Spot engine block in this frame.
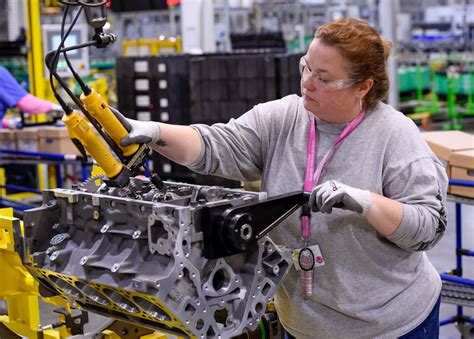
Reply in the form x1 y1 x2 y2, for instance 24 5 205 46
23 178 291 338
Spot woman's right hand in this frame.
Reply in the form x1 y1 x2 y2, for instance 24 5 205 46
110 107 161 147
120 118 161 147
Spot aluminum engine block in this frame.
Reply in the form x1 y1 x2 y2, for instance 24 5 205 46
23 178 291 338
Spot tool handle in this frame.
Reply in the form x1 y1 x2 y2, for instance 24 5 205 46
63 111 123 179
80 89 139 157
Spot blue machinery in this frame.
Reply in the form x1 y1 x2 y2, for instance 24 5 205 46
0 149 91 212
440 179 474 335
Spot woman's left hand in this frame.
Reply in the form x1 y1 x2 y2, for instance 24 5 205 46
309 180 372 215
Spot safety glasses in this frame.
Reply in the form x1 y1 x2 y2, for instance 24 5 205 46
299 56 357 92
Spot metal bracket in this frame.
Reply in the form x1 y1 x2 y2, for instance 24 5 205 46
53 308 89 335
201 191 309 259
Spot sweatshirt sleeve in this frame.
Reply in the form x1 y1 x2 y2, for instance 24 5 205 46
187 103 271 182
384 156 448 251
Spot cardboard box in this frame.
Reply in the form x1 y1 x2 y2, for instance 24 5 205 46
449 149 474 198
422 131 474 198
0 129 16 150
15 128 39 152
422 131 474 161
38 127 79 155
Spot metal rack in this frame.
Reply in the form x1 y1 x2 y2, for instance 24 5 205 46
439 178 474 336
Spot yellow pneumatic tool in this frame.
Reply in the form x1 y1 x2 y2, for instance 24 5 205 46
62 94 163 189
46 0 164 189
80 88 139 158
62 110 125 181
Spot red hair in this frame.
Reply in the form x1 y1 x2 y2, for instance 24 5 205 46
315 18 391 111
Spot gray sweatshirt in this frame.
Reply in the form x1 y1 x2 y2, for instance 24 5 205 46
189 95 448 338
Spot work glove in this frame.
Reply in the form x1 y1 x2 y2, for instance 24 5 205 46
111 107 161 147
309 180 372 215
51 103 64 112
120 119 161 147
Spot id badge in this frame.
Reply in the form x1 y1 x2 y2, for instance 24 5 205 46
292 245 325 271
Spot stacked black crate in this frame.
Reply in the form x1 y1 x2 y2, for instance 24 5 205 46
145 54 238 187
189 54 278 125
132 57 156 122
276 52 304 98
262 54 278 101
116 56 156 120
189 54 232 124
289 53 304 96
188 56 205 123
147 55 193 182
231 54 278 121
275 54 289 98
117 53 302 188
116 55 191 182
116 56 140 117
116 55 190 123
186 54 243 186
230 32 286 53
235 55 259 121
150 55 190 125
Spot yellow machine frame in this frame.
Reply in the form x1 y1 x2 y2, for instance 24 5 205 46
122 37 182 57
0 208 66 338
26 0 47 99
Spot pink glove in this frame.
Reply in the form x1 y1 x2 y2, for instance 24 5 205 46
16 94 57 114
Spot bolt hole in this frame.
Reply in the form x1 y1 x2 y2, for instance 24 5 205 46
212 269 230 292
196 319 204 330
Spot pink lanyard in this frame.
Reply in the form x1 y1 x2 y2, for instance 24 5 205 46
299 111 365 297
301 111 366 241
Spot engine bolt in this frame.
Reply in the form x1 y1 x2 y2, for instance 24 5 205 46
50 251 59 261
